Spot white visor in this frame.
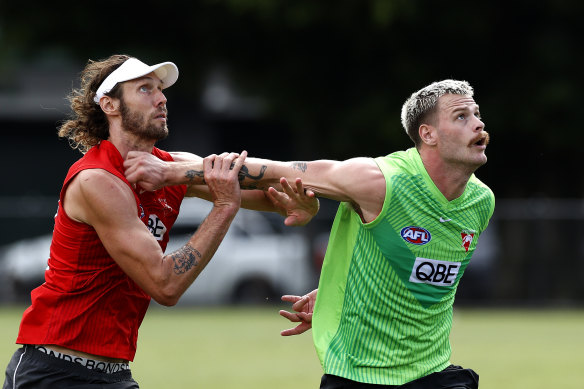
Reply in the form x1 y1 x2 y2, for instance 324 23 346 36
93 58 179 104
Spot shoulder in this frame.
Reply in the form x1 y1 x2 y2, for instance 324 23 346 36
334 157 384 189
73 169 136 207
75 168 128 187
343 157 383 174
372 149 423 188
65 169 137 225
374 148 420 176
332 158 385 223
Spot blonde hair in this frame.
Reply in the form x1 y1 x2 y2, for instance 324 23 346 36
401 80 474 148
58 54 130 153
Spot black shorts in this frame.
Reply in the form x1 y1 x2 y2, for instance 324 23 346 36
3 346 139 389
320 365 479 389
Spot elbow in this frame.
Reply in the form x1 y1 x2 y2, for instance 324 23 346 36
150 283 183 307
151 290 181 307
154 296 179 307
142 255 197 306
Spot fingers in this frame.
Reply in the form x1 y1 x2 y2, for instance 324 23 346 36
123 151 146 178
123 152 166 190
280 322 311 336
281 294 303 304
204 151 247 173
295 178 315 198
291 295 310 311
279 177 301 198
279 292 314 336
212 152 233 171
267 177 315 207
281 294 310 314
296 312 312 322
204 151 248 208
125 150 147 161
279 177 295 196
294 178 305 196
279 310 301 322
203 153 216 174
280 177 315 199
267 187 289 207
231 150 247 174
220 152 238 173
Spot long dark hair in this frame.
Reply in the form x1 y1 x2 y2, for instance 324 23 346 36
57 54 130 153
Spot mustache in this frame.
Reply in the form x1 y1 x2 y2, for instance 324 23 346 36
471 132 489 146
154 107 168 118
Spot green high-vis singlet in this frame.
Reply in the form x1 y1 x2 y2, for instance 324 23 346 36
312 148 495 385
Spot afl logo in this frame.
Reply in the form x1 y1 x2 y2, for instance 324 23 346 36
400 226 432 245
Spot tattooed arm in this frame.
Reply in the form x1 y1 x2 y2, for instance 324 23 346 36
124 151 315 216
66 152 245 306
209 156 385 223
125 152 385 223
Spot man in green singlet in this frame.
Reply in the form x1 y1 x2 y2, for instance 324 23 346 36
123 79 493 388
278 79 493 389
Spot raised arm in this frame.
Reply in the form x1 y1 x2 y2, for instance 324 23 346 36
124 152 386 222
243 157 386 222
66 152 246 306
125 151 320 225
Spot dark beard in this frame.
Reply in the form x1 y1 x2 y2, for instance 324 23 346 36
120 99 169 141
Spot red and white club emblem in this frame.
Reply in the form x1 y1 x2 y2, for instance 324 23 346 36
461 231 475 252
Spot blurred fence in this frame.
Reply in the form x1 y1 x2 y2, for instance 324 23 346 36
1 197 583 306
474 199 584 305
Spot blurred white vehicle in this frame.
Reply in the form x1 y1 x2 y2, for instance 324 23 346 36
0 234 51 301
0 198 314 305
166 198 313 305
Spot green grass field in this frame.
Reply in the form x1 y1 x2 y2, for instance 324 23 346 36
1 305 583 388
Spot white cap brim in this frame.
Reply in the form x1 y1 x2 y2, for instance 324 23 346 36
93 58 179 104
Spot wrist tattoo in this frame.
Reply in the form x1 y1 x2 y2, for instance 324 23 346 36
185 169 205 184
292 162 307 172
170 245 201 274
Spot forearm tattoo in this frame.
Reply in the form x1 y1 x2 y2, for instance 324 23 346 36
234 164 268 189
292 162 307 172
185 169 205 184
186 163 268 189
170 245 201 274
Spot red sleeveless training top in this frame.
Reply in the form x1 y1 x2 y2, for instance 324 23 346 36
16 140 187 361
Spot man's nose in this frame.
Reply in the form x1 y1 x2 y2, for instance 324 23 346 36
155 89 167 107
475 117 485 131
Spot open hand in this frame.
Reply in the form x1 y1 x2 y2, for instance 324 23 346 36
266 178 319 226
279 289 318 336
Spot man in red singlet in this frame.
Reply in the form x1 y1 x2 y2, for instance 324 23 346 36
2 54 317 389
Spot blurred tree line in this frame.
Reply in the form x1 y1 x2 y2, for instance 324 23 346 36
1 0 583 199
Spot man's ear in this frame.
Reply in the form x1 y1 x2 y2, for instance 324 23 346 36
419 124 437 146
99 96 120 116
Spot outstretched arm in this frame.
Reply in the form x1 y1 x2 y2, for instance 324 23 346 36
124 151 316 218
124 151 385 223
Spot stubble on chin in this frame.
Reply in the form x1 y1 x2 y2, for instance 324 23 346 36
120 104 169 142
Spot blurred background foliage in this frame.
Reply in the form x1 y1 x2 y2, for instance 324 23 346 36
1 0 583 197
